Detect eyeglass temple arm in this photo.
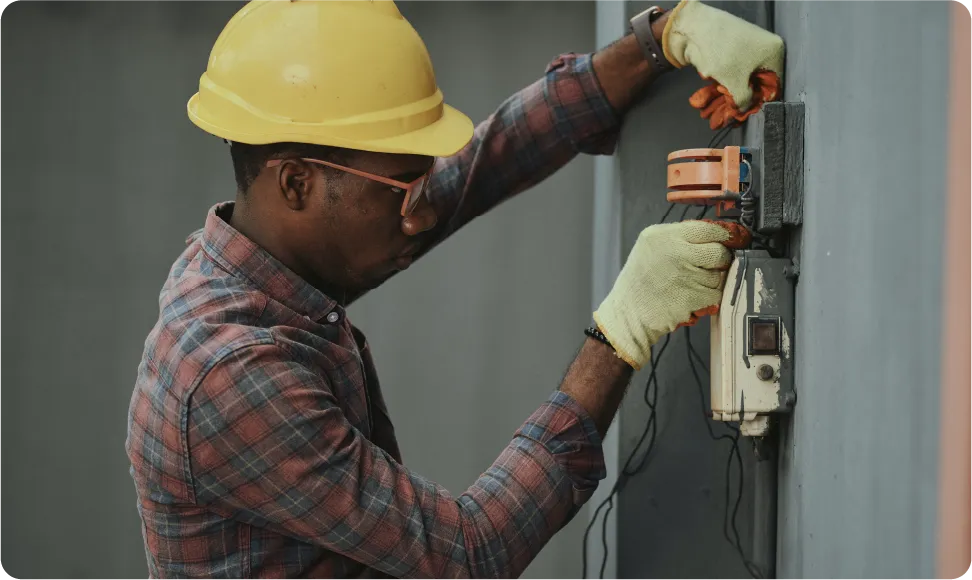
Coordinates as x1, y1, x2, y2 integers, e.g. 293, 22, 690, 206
266, 158, 411, 189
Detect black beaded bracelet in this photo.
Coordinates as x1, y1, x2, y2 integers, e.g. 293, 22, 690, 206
585, 326, 634, 368
584, 326, 614, 348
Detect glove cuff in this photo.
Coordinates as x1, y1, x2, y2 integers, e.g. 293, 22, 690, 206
661, 0, 693, 68
593, 308, 654, 371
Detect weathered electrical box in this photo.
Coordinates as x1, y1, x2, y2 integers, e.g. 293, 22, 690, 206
666, 102, 804, 436
710, 250, 796, 436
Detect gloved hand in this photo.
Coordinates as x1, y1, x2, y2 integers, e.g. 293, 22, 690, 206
662, 0, 784, 129
593, 220, 750, 370
689, 71, 781, 130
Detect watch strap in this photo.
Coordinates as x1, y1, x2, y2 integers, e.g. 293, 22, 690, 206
630, 6, 674, 76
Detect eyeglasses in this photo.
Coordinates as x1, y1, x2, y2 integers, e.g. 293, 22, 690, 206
266, 157, 435, 217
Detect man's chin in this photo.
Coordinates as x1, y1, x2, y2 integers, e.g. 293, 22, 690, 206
357, 269, 397, 293
346, 260, 409, 296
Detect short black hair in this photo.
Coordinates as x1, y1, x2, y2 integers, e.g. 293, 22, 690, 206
229, 141, 353, 194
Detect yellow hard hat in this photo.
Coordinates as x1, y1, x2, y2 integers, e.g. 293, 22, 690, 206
187, 0, 474, 157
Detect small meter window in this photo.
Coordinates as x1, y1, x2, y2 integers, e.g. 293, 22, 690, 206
748, 317, 780, 355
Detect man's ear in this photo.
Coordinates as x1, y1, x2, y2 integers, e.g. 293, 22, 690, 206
275, 159, 316, 211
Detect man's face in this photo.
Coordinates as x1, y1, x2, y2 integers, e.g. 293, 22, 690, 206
269, 151, 438, 298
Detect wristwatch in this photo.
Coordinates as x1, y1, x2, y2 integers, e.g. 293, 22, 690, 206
629, 6, 673, 76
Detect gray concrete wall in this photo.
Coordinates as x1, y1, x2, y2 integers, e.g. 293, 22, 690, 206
1, 2, 595, 577
773, 2, 949, 577
612, 1, 951, 578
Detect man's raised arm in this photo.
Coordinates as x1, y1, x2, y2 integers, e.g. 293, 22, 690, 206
185, 221, 738, 578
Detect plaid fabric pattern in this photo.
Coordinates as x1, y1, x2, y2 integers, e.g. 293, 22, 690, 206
127, 53, 620, 578
425, 54, 619, 242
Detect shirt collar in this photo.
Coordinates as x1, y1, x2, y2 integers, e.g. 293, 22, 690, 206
199, 202, 339, 322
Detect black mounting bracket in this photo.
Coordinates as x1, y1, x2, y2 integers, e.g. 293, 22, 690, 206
742, 102, 805, 234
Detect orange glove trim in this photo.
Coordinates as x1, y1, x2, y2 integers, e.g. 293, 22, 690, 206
690, 70, 782, 130
675, 220, 751, 327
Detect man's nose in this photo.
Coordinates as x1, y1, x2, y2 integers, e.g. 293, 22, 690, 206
400, 199, 437, 236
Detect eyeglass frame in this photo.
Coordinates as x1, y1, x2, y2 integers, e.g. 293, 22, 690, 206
266, 157, 436, 217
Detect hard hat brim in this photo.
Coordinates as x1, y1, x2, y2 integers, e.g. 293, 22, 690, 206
188, 94, 475, 158
361, 103, 475, 158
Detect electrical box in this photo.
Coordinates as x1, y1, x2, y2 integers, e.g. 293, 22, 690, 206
710, 250, 796, 436
666, 102, 805, 437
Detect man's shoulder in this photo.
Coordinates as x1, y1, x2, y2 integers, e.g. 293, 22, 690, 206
141, 239, 276, 394
162, 252, 270, 333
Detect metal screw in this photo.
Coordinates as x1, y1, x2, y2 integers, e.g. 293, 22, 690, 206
784, 260, 801, 280
783, 391, 797, 407
757, 364, 775, 381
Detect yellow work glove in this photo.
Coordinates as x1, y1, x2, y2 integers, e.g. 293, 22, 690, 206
594, 221, 742, 371
663, 0, 784, 112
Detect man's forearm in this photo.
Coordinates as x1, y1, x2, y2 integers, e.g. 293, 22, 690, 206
592, 11, 672, 113
560, 338, 635, 437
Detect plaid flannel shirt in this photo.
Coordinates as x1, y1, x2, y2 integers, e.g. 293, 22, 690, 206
127, 53, 621, 579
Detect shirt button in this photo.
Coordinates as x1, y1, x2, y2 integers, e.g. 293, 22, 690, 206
326, 311, 340, 323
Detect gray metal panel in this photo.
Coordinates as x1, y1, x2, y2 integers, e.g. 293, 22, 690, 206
774, 2, 948, 577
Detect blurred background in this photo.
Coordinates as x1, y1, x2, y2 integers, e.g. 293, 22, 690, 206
2, 1, 598, 577
2, 1, 969, 579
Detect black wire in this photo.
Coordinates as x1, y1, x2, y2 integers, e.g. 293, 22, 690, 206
583, 121, 744, 579
660, 202, 677, 223
622, 336, 670, 476
729, 431, 764, 579
685, 328, 735, 448
686, 327, 750, 554
678, 204, 693, 221
599, 494, 614, 579
582, 497, 613, 579
597, 343, 667, 578
601, 337, 669, 578
581, 336, 670, 579
685, 327, 763, 579
686, 333, 709, 374
696, 205, 711, 220
707, 121, 739, 149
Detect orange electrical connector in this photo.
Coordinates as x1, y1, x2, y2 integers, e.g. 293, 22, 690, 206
666, 146, 750, 218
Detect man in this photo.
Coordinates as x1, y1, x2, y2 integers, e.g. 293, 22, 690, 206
126, 1, 783, 577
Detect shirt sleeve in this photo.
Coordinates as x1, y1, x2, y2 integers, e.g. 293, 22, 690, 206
187, 343, 606, 579
423, 52, 621, 248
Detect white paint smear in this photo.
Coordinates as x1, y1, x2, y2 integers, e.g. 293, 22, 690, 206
753, 267, 764, 312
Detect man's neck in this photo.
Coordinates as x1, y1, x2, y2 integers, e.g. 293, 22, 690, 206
227, 199, 352, 306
